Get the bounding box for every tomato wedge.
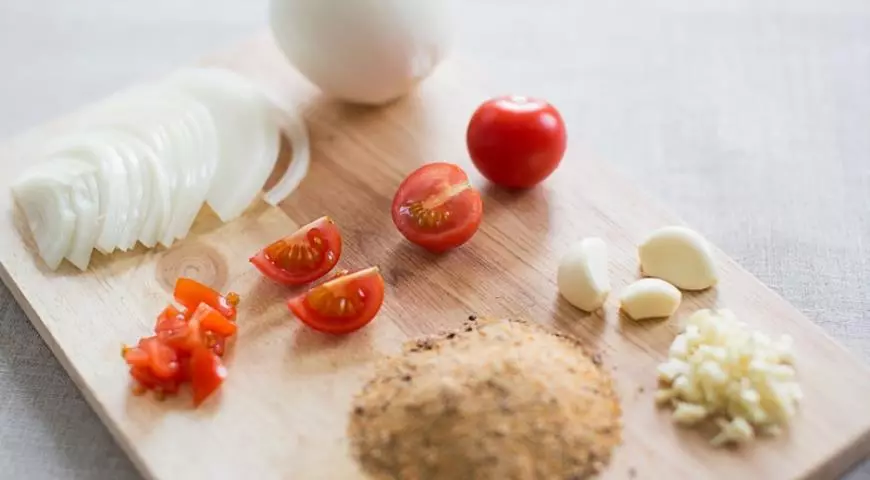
[250,216,342,285]
[391,163,483,253]
[189,346,227,406]
[287,266,385,335]
[174,277,240,320]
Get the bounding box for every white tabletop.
[1,0,868,478]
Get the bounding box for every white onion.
[262,104,310,206]
[270,0,452,105]
[11,158,88,270]
[114,133,169,248]
[167,67,280,221]
[12,67,306,270]
[37,133,130,254]
[112,135,146,251]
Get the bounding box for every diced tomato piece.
[196,304,238,337]
[122,345,150,369]
[190,346,227,406]
[174,277,240,320]
[129,366,182,394]
[139,337,179,380]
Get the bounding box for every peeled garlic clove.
[638,226,717,290]
[557,237,610,311]
[620,278,681,320]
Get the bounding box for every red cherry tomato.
[391,163,483,253]
[287,266,385,335]
[250,216,342,286]
[189,346,226,406]
[466,96,567,188]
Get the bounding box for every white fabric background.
[0,0,868,478]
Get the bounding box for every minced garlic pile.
[656,309,802,446]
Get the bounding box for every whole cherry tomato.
[466,95,566,188]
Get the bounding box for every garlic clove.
[557,237,610,312]
[638,226,718,291]
[619,278,681,320]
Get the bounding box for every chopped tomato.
[123,279,240,406]
[198,305,238,337]
[174,277,240,320]
[250,216,342,286]
[123,336,180,380]
[156,303,235,357]
[129,366,182,395]
[287,266,385,335]
[190,346,226,406]
[467,95,566,188]
[391,163,483,253]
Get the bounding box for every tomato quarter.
[287,266,385,335]
[467,96,567,188]
[250,216,342,286]
[391,163,483,253]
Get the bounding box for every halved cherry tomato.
[250,216,342,286]
[174,277,240,320]
[287,266,385,335]
[190,346,226,406]
[391,163,483,253]
[467,96,566,188]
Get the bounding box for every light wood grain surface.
[1,32,869,479]
[3,1,870,479]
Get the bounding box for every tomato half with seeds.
[174,277,240,320]
[391,163,483,253]
[287,266,385,335]
[250,216,342,286]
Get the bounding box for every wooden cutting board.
[1,33,869,480]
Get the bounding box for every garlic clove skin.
[619,278,682,320]
[557,237,611,312]
[638,226,718,291]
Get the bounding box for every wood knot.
[156,242,227,293]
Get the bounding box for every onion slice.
[11,158,92,270]
[166,67,281,221]
[35,133,131,254]
[262,105,310,206]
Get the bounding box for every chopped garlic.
[656,309,801,446]
[673,402,708,425]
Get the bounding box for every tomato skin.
[287,266,385,335]
[250,216,342,286]
[174,277,239,320]
[467,96,567,188]
[189,346,226,406]
[391,163,483,253]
